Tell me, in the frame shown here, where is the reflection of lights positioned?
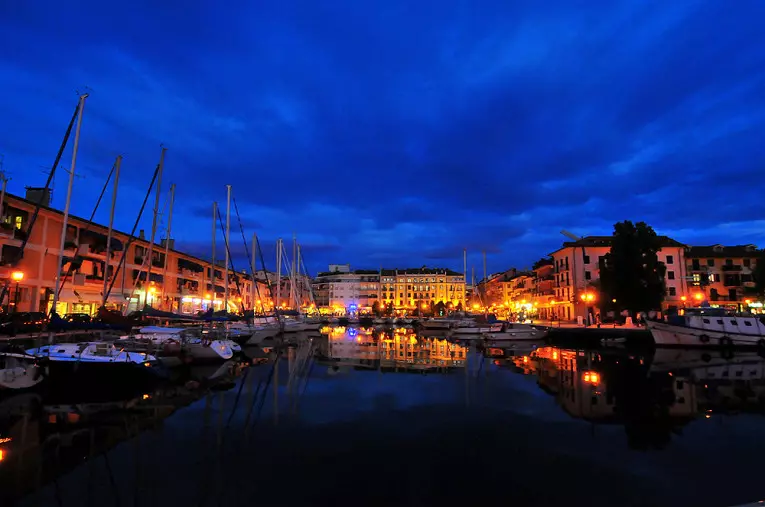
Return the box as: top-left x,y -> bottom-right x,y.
582,371 -> 600,384
552,351 -> 558,360
0,437 -> 11,444
142,394 -> 151,400
523,356 -> 528,364
0,449 -> 4,462
348,327 -> 358,338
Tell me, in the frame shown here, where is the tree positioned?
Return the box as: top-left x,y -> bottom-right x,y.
753,249 -> 765,299
532,257 -> 552,270
600,221 -> 667,314
372,301 -> 382,317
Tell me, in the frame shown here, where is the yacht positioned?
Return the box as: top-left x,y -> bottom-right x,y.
0,351 -> 45,390
646,308 -> 765,347
452,322 -> 503,335
25,342 -> 164,385
120,326 -> 234,363
420,319 -> 454,330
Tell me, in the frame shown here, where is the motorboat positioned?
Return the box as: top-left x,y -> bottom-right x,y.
420,319 -> 454,330
452,322 -> 503,335
0,352 -> 45,390
646,308 -> 765,347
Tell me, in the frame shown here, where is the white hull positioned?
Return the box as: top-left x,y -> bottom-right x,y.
0,357 -> 44,390
421,321 -> 453,330
245,325 -> 282,346
453,324 -> 503,335
186,340 -> 234,362
647,321 -> 765,347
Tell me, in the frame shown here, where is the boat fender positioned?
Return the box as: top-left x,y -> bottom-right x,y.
719,336 -> 733,348
699,334 -> 710,343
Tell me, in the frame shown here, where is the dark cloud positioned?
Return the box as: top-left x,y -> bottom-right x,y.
1,0 -> 764,274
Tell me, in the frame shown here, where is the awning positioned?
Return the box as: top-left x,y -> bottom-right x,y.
55,289 -> 126,305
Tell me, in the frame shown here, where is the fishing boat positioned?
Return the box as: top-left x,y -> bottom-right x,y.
0,352 -> 45,390
646,308 -> 765,348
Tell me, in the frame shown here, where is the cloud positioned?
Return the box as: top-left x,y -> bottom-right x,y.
1,0 -> 764,275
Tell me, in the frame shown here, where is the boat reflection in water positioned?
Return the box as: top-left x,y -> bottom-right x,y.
316,326 -> 468,373
0,359 -> 250,505
493,344 -> 765,449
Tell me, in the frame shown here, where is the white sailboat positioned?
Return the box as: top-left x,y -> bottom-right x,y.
0,352 -> 45,390
646,308 -> 765,348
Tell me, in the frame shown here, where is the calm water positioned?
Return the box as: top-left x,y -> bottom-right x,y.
2,326 -> 765,507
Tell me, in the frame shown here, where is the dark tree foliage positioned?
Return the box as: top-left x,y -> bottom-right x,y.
753,249 -> 765,299
600,221 -> 667,313
532,257 -> 552,270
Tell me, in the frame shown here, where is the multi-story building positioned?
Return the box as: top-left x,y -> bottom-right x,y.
531,260 -> 555,320
685,245 -> 760,308
0,189 -> 264,315
379,268 -> 466,311
549,235 -> 688,321
507,272 -> 535,315
311,267 -> 379,312
476,268 -> 517,307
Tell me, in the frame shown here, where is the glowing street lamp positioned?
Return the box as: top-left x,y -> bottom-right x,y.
11,271 -> 24,281
693,293 -> 704,302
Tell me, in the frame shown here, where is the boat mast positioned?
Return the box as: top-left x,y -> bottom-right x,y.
289,234 -> 297,308
51,93 -> 88,319
275,238 -> 282,311
162,183 -> 175,310
144,147 -> 166,306
101,155 -> 121,307
0,164 -> 8,221
297,243 -> 303,310
224,184 -> 231,314
211,201 -> 217,311
251,232 -> 257,312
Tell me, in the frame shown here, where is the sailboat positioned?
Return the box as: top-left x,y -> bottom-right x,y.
0,351 -> 45,390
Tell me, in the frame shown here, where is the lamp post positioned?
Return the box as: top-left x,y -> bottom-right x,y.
10,271 -> 23,313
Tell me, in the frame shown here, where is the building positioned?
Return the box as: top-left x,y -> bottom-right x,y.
476,268 -> 517,307
311,267 -> 379,312
0,190 -> 264,315
531,260 -> 555,320
549,235 -> 688,321
685,245 -> 760,309
379,268 -> 466,311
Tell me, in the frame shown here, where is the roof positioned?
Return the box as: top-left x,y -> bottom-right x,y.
549,234 -> 686,255
686,244 -> 760,259
380,268 -> 463,276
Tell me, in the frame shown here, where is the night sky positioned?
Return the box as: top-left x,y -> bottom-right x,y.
1,1 -> 764,277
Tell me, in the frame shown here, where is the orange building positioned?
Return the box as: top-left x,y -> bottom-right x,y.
0,189 -> 271,316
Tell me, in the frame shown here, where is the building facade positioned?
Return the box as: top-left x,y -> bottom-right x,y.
549,235 -> 688,321
311,267 -> 379,312
379,268 -> 466,311
0,190 -> 267,316
685,245 -> 760,309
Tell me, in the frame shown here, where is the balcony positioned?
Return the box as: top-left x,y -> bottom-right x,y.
721,265 -> 742,272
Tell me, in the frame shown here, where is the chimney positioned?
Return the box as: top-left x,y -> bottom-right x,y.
160,238 -> 175,249
139,229 -> 145,240
25,187 -> 51,207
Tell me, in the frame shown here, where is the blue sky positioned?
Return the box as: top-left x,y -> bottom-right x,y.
1,0 -> 764,276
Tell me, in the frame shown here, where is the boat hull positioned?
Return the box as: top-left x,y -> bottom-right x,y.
647,321 -> 765,347
0,363 -> 44,390
186,340 -> 234,363
41,358 -> 165,392
480,328 -> 547,341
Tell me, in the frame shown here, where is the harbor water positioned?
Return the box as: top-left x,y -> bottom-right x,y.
2,326 -> 764,506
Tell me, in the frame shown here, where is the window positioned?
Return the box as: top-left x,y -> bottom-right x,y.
667,271 -> 675,280
707,259 -> 714,267
725,259 -> 733,266
668,287 -> 676,296
584,271 -> 591,280
583,255 -> 590,264
666,255 -> 674,265
744,259 -> 751,268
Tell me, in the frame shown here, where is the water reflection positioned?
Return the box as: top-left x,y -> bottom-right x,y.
3,327 -> 765,506
495,344 -> 765,449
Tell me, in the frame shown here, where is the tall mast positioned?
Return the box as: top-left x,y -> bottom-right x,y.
482,250 -> 487,283
0,162 -> 8,220
101,155 -> 121,307
224,184 -> 231,314
51,93 -> 88,318
211,201 -> 217,310
463,248 -> 467,279
144,147 -> 166,306
275,238 -> 282,310
251,232 -> 257,311
162,183 -> 175,310
297,243 -> 302,309
290,234 -> 297,307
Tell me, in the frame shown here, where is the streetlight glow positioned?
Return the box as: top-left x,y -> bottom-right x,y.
11,271 -> 23,281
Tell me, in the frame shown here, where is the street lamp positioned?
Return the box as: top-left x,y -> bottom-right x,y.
10,271 -> 23,312
11,271 -> 24,282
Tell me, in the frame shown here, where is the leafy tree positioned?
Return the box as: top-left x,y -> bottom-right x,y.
532,257 -> 552,270
455,301 -> 463,312
372,301 -> 382,317
385,302 -> 394,316
753,249 -> 765,299
600,221 -> 667,313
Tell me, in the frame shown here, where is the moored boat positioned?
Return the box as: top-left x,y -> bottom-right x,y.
646,308 -> 765,348
0,352 -> 45,390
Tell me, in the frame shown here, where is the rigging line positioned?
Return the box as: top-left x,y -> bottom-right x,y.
231,196 -> 267,311
103,164 -> 160,302
215,207 -> 246,314
254,235 -> 280,320
252,350 -> 280,430
224,366 -> 250,429
56,161 -> 116,299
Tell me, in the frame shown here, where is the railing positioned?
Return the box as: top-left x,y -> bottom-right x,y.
721,265 -> 742,272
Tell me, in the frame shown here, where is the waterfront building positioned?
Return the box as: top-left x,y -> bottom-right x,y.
531,260 -> 556,320
549,235 -> 688,321
311,266 -> 379,312
379,268 -> 466,311
685,245 -> 760,309
0,189 -> 262,315
476,268 -> 517,307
